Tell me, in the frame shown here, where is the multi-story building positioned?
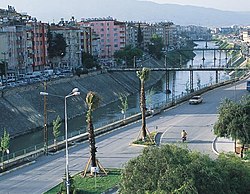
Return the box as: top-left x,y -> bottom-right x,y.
153,22 -> 177,50
126,23 -> 137,48
0,6 -> 49,74
50,24 -> 82,70
126,22 -> 177,51
79,17 -> 126,60
0,25 -> 26,75
26,21 -> 48,72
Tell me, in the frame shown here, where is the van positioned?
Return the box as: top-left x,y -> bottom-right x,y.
44,69 -> 54,76
32,71 -> 42,77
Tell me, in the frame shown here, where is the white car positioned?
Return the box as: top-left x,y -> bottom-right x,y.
189,95 -> 203,104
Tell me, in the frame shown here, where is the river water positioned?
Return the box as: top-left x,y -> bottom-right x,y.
10,41 -> 231,154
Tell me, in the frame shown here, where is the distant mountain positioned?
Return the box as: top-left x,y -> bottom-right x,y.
10,0 -> 250,27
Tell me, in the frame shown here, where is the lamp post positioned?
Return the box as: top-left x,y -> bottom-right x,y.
40,88 -> 80,194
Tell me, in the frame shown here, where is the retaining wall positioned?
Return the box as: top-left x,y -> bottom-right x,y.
0,60 -> 165,137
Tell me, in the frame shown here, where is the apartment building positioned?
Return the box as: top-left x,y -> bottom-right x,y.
0,6 -> 49,74
79,17 -> 126,60
26,21 -> 48,72
49,24 -> 81,70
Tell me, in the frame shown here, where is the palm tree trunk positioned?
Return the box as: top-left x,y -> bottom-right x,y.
87,112 -> 97,167
141,80 -> 147,140
240,144 -> 244,158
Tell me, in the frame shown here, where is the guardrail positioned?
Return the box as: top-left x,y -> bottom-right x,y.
0,78 -> 239,172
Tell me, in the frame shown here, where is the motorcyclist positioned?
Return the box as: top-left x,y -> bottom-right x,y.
181,130 -> 187,142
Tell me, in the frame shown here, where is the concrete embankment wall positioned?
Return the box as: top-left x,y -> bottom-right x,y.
0,61 -> 165,137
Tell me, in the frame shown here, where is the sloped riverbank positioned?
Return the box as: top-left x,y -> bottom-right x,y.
0,60 -> 165,138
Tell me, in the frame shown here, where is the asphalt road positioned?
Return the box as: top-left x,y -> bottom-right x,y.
0,79 -> 248,194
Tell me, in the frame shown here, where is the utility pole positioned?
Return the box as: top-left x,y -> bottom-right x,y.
43,81 -> 48,155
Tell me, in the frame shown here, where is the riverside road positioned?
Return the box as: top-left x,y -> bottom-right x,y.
0,79 -> 248,194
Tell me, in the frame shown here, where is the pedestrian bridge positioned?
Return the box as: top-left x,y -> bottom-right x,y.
107,66 -> 249,72
107,66 -> 249,97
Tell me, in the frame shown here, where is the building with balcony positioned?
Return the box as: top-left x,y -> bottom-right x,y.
26,21 -> 48,72
79,17 -> 126,60
49,24 -> 81,70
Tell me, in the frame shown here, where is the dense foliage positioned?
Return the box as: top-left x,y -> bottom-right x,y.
165,40 -> 196,68
147,34 -> 164,60
119,144 -> 250,194
81,52 -> 99,69
114,45 -> 143,67
214,95 -> 250,157
47,26 -> 67,59
0,61 -> 6,77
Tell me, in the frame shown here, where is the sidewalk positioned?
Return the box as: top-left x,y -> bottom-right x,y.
212,137 -> 235,155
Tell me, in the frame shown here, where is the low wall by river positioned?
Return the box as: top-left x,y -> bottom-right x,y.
0,59 -> 165,137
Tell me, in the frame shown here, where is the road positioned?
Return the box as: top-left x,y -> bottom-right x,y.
0,79 -> 248,194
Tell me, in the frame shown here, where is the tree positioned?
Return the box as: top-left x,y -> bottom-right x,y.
146,87 -> 155,111
0,128 -> 10,170
137,23 -> 143,49
214,96 -> 250,157
185,79 -> 190,93
0,61 -> 6,78
114,45 -> 143,67
119,93 -> 128,120
52,115 -> 61,151
81,52 -> 99,69
147,34 -> 164,60
119,144 -> 250,194
136,67 -> 150,141
47,26 -> 67,65
83,91 -> 106,176
196,74 -> 201,89
209,73 -> 213,85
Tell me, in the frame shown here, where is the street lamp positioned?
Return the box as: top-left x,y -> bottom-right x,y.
40,88 -> 80,194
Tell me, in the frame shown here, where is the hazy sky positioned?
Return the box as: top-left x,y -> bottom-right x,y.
0,0 -> 250,24
146,0 -> 250,11
0,0 -> 249,12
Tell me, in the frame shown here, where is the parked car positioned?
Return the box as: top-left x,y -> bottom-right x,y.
189,95 -> 203,104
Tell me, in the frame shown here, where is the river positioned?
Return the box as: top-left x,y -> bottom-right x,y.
9,41 -> 231,154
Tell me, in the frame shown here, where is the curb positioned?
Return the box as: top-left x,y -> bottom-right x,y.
0,160 -> 36,177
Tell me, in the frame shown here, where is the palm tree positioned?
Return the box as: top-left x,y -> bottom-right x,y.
0,128 -> 10,170
136,67 -> 150,141
52,115 -> 61,151
85,91 -> 100,170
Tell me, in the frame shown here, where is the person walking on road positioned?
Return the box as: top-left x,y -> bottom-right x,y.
181,130 -> 187,142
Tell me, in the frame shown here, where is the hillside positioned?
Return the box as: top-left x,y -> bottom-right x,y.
5,0 -> 250,26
